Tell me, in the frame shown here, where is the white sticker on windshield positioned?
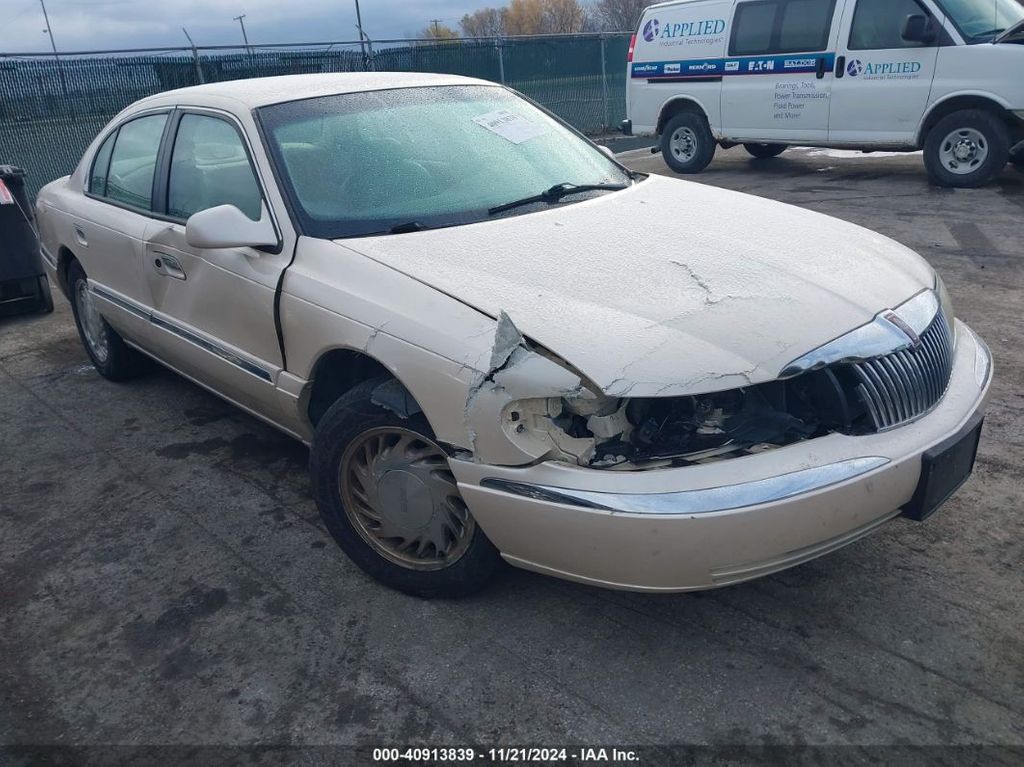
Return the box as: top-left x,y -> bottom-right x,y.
472,109 -> 548,144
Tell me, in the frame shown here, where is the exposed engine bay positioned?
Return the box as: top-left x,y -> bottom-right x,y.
513,366 -> 874,470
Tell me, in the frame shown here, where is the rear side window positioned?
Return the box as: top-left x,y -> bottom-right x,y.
104,114 -> 168,210
850,0 -> 934,49
167,114 -> 263,222
88,132 -> 116,196
731,0 -> 838,55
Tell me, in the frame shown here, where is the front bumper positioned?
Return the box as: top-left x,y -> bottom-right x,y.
450,320 -> 992,592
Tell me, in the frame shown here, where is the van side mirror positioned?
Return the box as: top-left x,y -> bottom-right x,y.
901,14 -> 936,44
185,204 -> 278,250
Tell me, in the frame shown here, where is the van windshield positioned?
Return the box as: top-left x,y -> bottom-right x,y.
935,0 -> 1024,41
257,85 -> 632,239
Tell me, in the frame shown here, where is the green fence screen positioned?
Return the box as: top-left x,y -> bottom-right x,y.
0,34 -> 631,200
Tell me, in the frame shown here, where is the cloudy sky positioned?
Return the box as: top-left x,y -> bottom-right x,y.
1,0 -> 494,53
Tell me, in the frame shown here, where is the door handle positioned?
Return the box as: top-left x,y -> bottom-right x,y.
153,253 -> 187,280
74,225 -> 88,247
835,55 -> 846,79
816,56 -> 827,79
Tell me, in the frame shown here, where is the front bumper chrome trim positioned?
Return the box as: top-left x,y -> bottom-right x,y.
481,456 -> 890,515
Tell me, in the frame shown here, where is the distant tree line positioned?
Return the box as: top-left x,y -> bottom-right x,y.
418,0 -> 648,39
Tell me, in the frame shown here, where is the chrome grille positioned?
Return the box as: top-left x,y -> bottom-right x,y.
849,310 -> 954,431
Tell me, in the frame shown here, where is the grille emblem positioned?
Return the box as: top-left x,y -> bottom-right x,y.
884,312 -> 921,348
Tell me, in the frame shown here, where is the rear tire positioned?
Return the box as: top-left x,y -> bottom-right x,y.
923,109 -> 1009,188
310,377 -> 501,598
67,261 -> 144,381
660,111 -> 716,174
743,143 -> 786,159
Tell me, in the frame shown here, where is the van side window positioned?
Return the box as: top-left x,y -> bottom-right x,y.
730,0 -> 838,56
849,0 -> 934,49
167,114 -> 263,222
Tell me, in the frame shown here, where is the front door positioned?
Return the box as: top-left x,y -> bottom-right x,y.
720,0 -> 845,142
828,0 -> 942,144
142,110 -> 291,416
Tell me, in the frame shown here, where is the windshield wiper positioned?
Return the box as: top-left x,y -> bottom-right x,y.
994,18 -> 1024,41
389,221 -> 431,234
488,182 -> 629,216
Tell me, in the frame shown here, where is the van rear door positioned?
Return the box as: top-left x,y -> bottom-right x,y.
720,0 -> 844,142
828,0 -> 944,144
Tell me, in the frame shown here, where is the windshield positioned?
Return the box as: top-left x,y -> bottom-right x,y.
257,85 -> 633,238
936,0 -> 1024,41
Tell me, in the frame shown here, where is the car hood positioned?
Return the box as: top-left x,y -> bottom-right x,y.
342,174 -> 934,397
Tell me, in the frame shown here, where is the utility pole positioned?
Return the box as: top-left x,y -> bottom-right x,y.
183,28 -> 205,84
38,0 -> 58,55
233,13 -> 250,48
354,0 -> 374,70
38,0 -> 69,105
429,19 -> 442,37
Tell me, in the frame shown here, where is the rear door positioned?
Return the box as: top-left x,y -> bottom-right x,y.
141,109 -> 292,416
720,0 -> 844,141
828,0 -> 944,143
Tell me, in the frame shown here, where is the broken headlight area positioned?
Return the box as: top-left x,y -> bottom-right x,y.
507,367 -> 876,470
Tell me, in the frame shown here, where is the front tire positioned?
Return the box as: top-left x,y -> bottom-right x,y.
660,111 -> 716,174
310,377 -> 501,598
743,143 -> 786,159
923,110 -> 1009,188
67,261 -> 144,381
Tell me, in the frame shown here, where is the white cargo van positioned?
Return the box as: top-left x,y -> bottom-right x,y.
625,0 -> 1024,186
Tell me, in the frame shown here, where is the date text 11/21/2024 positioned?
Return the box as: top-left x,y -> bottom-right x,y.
373,747 -> 640,762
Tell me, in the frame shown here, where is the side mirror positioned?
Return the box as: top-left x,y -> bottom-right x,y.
901,14 -> 936,43
598,145 -> 616,159
185,204 -> 277,250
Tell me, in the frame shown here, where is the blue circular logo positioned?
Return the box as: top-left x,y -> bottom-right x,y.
643,19 -> 660,42
847,59 -> 864,77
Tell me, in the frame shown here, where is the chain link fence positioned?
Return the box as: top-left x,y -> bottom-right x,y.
0,34 -> 631,200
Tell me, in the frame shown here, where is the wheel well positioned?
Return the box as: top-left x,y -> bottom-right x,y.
918,96 -> 1018,148
657,98 -> 708,135
56,246 -> 77,297
306,348 -> 394,427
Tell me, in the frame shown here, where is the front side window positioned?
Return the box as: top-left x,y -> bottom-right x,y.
731,0 -> 838,55
257,85 -> 633,239
104,113 -> 167,210
850,0 -> 936,49
168,114 -> 263,222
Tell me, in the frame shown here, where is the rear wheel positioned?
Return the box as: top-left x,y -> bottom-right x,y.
67,261 -> 144,381
923,109 -> 1009,188
743,143 -> 786,159
660,112 -> 716,174
310,377 -> 501,598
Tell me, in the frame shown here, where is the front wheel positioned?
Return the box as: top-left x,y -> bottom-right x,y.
743,143 -> 786,159
310,377 -> 501,598
923,109 -> 1009,188
660,112 -> 716,174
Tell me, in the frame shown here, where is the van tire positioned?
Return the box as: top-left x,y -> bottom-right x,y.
744,143 -> 786,159
923,110 -> 1009,188
310,377 -> 502,598
661,112 -> 716,174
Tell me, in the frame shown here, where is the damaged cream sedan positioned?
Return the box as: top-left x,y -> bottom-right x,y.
37,73 -> 992,597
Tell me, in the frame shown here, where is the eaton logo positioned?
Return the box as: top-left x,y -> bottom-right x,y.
642,19 -> 660,42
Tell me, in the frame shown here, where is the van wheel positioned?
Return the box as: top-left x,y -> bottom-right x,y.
924,110 -> 1009,188
744,143 -> 786,159
67,261 -> 144,381
661,112 -> 716,174
310,377 -> 501,598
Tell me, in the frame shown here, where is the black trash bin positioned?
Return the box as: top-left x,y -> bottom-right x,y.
0,165 -> 53,317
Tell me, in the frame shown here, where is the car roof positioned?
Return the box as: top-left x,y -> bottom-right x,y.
131,71 -> 497,111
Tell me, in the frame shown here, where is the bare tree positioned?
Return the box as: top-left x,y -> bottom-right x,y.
460,7 -> 507,37
591,0 -> 648,31
419,22 -> 460,39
